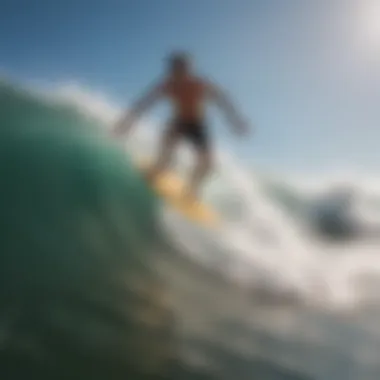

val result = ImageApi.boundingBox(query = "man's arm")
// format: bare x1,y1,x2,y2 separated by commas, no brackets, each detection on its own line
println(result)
112,81,166,137
205,81,248,135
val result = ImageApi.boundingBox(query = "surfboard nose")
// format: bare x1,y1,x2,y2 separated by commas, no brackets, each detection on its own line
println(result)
134,158,220,227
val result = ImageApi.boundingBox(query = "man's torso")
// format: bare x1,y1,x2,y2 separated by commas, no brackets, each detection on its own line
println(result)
162,76,208,122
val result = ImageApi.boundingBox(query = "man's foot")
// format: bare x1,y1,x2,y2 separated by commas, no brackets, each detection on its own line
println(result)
143,167,159,184
143,170,153,183
181,188,198,205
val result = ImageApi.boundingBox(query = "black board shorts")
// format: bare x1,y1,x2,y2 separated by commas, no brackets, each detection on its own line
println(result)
168,119,209,151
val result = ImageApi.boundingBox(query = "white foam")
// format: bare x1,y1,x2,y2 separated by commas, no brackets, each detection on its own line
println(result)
29,79,380,312
35,80,121,125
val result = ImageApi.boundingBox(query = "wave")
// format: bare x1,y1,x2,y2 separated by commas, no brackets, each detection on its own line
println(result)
6,77,380,310
2,77,380,379
0,80,173,378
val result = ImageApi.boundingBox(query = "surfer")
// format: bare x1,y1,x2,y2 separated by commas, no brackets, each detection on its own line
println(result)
112,51,249,200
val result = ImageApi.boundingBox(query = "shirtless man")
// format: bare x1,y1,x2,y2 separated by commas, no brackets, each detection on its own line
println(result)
112,52,249,200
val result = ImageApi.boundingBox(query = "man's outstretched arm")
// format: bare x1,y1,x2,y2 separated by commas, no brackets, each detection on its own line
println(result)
206,82,249,135
112,82,165,137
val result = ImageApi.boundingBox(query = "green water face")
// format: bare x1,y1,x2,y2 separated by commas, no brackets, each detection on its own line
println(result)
0,83,174,379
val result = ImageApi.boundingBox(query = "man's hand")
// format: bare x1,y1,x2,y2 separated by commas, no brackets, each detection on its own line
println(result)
206,82,251,137
111,81,164,140
233,118,251,137
111,114,135,139
111,120,125,139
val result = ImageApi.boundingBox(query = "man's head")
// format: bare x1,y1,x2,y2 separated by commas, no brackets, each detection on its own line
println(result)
167,51,191,76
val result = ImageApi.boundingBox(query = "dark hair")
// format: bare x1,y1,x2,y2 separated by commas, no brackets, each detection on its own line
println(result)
167,51,191,68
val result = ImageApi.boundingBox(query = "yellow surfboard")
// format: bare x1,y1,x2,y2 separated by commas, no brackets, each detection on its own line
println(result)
136,160,220,227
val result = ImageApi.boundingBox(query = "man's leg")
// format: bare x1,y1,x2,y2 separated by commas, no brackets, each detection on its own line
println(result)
186,148,212,201
145,125,179,182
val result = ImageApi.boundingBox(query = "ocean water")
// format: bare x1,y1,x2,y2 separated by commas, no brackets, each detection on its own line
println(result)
1,79,380,379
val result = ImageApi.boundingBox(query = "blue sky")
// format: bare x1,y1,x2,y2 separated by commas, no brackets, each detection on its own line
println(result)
1,0,379,172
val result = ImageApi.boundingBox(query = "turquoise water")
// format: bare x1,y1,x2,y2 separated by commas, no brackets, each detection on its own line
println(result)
0,82,176,379
2,81,380,380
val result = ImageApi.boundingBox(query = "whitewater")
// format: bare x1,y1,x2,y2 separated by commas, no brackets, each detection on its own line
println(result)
5,78,380,380
45,80,380,311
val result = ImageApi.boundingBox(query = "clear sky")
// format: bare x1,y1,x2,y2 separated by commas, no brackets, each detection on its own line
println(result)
1,0,379,173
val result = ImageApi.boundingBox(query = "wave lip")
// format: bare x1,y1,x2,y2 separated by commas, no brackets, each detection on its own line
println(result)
3,78,380,312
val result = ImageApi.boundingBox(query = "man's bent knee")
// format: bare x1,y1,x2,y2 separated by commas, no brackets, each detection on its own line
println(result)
198,151,213,173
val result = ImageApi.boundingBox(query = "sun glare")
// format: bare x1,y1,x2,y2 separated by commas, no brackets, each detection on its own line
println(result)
357,1,380,51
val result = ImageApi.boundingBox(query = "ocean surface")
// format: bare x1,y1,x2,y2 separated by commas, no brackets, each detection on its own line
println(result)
1,79,380,379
